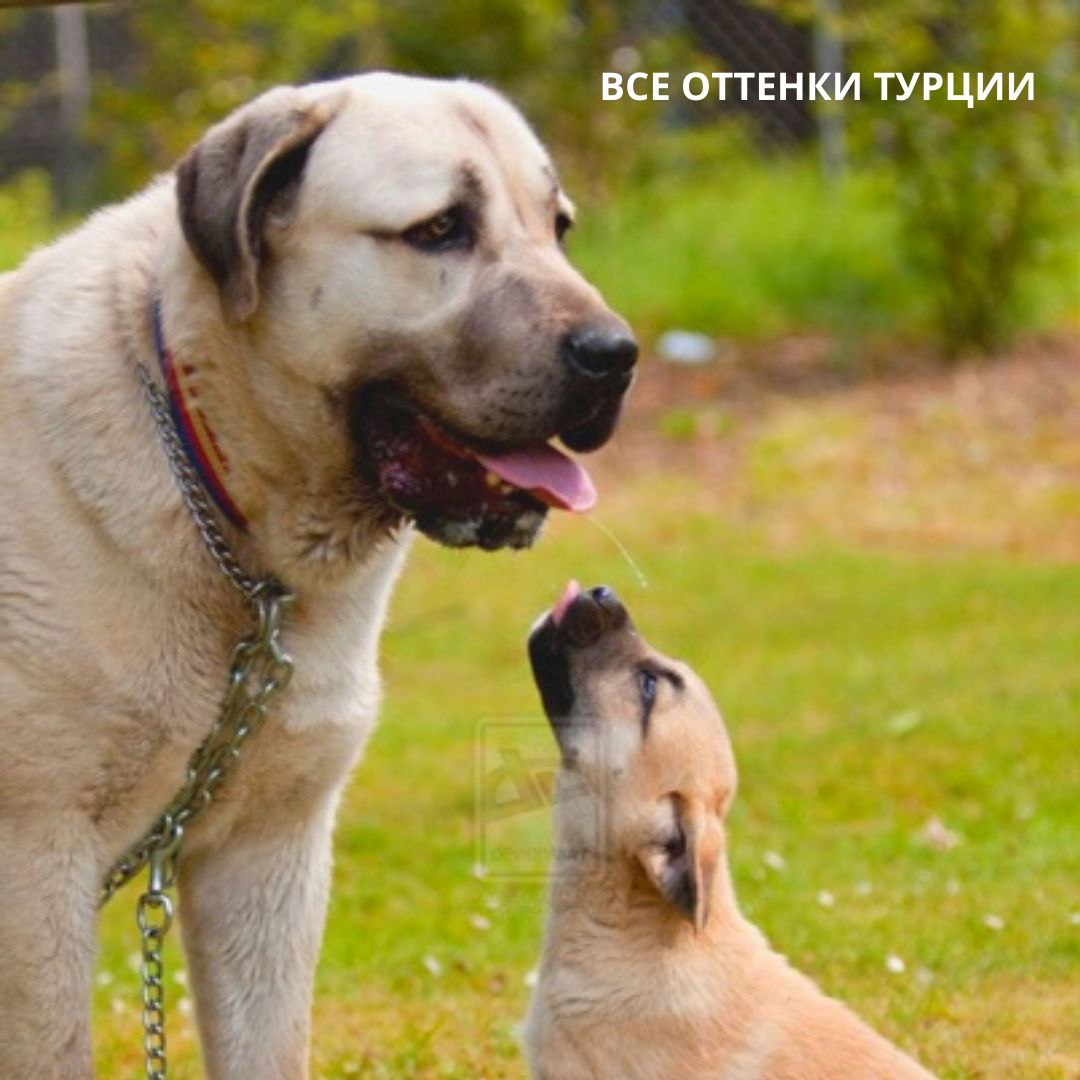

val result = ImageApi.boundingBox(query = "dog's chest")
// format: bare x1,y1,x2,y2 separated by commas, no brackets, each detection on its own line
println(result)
88,541,407,865
149,567,399,855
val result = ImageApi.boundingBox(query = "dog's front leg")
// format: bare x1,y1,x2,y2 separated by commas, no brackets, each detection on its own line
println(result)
0,816,98,1080
179,797,339,1080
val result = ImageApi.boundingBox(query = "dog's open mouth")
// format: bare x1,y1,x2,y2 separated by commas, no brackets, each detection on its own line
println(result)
354,394,597,551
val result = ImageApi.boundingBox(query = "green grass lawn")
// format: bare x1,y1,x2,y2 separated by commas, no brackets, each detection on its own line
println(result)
6,166,1074,1078
94,510,1079,1078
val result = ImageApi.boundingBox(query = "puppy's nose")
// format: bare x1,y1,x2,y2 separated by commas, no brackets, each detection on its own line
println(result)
562,584,629,647
560,326,639,382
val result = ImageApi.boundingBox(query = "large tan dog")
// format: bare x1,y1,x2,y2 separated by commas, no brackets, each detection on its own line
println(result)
525,584,936,1079
0,74,635,1078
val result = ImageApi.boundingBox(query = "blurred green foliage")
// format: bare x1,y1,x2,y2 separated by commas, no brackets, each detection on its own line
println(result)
571,155,926,340
0,170,55,271
0,0,1075,355
842,0,1078,355
75,0,680,199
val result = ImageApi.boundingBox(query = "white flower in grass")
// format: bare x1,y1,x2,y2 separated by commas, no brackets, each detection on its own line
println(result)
178,996,193,1018
470,913,492,932
421,954,443,977
855,880,873,897
471,862,488,880
95,970,113,987
920,817,960,852
1069,912,1080,927
982,913,1005,931
885,955,906,974
524,967,540,989
816,890,836,909
762,850,786,872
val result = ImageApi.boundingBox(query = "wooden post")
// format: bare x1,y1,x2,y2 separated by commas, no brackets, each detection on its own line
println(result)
53,3,91,208
813,0,846,184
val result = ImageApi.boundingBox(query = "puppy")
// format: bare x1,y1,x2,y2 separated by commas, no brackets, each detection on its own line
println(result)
524,583,936,1079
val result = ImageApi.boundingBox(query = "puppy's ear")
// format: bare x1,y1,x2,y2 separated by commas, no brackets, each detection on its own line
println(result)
638,799,718,933
176,89,340,322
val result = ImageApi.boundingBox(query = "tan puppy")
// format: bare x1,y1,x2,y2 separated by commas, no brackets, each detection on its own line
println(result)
0,75,634,1078
525,584,936,1079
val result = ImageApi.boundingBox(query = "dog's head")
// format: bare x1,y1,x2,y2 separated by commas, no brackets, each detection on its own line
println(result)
529,584,736,931
175,74,636,553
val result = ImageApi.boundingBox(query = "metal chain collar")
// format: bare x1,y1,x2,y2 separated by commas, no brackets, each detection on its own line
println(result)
100,362,295,1079
134,363,263,599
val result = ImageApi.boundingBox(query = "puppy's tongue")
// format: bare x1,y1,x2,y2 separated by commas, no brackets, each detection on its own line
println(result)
552,579,581,625
475,445,597,512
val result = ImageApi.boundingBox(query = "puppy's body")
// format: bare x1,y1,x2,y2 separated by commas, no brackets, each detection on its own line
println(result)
529,859,931,1079
526,588,935,1080
0,75,634,1078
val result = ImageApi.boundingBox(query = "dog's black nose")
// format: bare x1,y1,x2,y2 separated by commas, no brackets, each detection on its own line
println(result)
561,326,638,382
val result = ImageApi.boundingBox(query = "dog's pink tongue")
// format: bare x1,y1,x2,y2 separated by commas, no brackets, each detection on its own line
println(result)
476,444,597,512
552,579,581,625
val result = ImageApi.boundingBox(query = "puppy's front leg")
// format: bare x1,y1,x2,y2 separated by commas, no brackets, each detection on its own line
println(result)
179,798,338,1080
0,816,98,1080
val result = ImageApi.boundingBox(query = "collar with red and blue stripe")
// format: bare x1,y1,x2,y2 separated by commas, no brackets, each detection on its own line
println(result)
151,299,249,530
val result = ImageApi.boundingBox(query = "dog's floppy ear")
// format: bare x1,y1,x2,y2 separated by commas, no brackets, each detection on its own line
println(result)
176,88,339,322
638,798,718,933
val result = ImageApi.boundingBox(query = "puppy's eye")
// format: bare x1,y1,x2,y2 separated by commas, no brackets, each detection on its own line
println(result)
403,207,473,253
639,669,658,707
555,212,573,244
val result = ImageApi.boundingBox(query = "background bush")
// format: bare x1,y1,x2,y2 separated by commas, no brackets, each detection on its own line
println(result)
0,0,1075,355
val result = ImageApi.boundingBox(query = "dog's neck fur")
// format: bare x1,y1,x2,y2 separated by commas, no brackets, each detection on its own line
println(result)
127,211,405,595
529,829,773,1078
545,826,753,970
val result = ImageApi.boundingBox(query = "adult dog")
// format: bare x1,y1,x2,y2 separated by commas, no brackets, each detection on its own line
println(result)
525,584,936,1079
0,74,635,1078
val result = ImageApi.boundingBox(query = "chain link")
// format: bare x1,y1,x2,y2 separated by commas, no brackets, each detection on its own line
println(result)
101,361,295,1079
135,362,262,599
99,583,294,905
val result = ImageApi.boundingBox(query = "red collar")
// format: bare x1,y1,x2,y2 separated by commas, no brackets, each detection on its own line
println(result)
152,300,248,529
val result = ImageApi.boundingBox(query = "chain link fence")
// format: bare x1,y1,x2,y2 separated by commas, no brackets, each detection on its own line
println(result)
615,0,850,179
0,1,1072,206
0,0,850,200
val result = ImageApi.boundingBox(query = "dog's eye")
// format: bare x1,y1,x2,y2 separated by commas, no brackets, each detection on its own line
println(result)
555,212,573,244
638,668,664,734
403,207,473,253
639,669,658,707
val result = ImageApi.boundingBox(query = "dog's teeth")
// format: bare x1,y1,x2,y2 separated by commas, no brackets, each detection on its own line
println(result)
485,471,500,488
499,482,515,495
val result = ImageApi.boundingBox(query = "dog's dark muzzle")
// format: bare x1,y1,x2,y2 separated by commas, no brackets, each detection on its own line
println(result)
528,585,631,719
556,324,638,453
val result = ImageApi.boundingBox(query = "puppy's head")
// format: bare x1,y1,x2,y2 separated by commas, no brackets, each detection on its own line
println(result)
529,584,736,931
176,74,636,553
